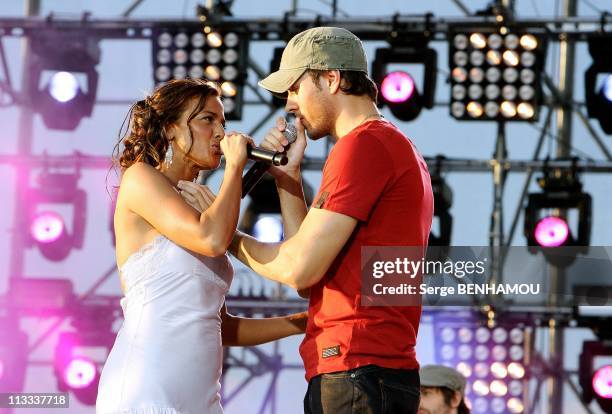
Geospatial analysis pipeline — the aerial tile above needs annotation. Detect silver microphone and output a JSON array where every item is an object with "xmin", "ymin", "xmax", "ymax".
[{"xmin": 241, "ymin": 123, "xmax": 298, "ymax": 199}]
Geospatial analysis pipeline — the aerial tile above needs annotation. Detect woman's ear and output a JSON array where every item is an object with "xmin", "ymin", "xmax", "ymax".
[{"xmin": 163, "ymin": 123, "xmax": 176, "ymax": 141}]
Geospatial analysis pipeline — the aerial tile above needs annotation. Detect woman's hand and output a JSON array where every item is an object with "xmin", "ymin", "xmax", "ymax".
[
  {"xmin": 221, "ymin": 132, "xmax": 255, "ymax": 171},
  {"xmin": 177, "ymin": 181, "xmax": 216, "ymax": 213}
]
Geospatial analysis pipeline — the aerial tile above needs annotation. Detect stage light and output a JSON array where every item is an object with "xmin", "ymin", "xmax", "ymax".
[
  {"xmin": 221, "ymin": 81, "xmax": 238, "ymax": 97},
  {"xmin": 519, "ymin": 34, "xmax": 538, "ymax": 51},
  {"xmin": 486, "ymin": 50, "xmax": 502, "ymax": 65},
  {"xmin": 492, "ymin": 345, "xmax": 507, "ymax": 361},
  {"xmin": 580, "ymin": 341, "xmax": 612, "ymax": 412},
  {"xmin": 29, "ymin": 33, "xmax": 100, "ymax": 130},
  {"xmin": 54, "ymin": 307, "xmax": 116, "ymax": 405},
  {"xmin": 372, "ymin": 41, "xmax": 437, "ymax": 122},
  {"xmin": 593, "ymin": 366, "xmax": 612, "ymax": 399},
  {"xmin": 0, "ymin": 319, "xmax": 28, "ymax": 394},
  {"xmin": 467, "ymin": 101, "xmax": 484, "ymax": 118},
  {"xmin": 55, "ymin": 333, "xmax": 101, "ymax": 405},
  {"xmin": 153, "ymin": 26, "xmax": 248, "ymax": 120},
  {"xmin": 470, "ymin": 33, "xmax": 487, "ymax": 49},
  {"xmin": 381, "ymin": 71, "xmax": 415, "ymax": 103},
  {"xmin": 507, "ymin": 362, "xmax": 525, "ymax": 379},
  {"xmin": 253, "ymin": 216, "xmax": 283, "ymax": 243},
  {"xmin": 474, "ymin": 362, "xmax": 488, "ymax": 378},
  {"xmin": 507, "ymin": 397, "xmax": 524, "ymax": 413},
  {"xmin": 49, "ymin": 72, "xmax": 80, "ymax": 103},
  {"xmin": 30, "ymin": 211, "xmax": 65, "ymax": 244},
  {"xmin": 490, "ymin": 380, "xmax": 508, "ymax": 397},
  {"xmin": 25, "ymin": 171, "xmax": 86, "ymax": 262},
  {"xmin": 534, "ymin": 216, "xmax": 569, "ymax": 247},
  {"xmin": 428, "ymin": 174, "xmax": 453, "ymax": 246},
  {"xmin": 205, "ymin": 65, "xmax": 222, "ymax": 81},
  {"xmin": 206, "ymin": 32, "xmax": 223, "ymax": 48},
  {"xmin": 517, "ymin": 102, "xmax": 535, "ymax": 119},
  {"xmin": 585, "ymin": 34, "xmax": 612, "ymax": 134},
  {"xmin": 449, "ymin": 27, "xmax": 546, "ymax": 122},
  {"xmin": 524, "ymin": 168, "xmax": 591, "ymax": 266},
  {"xmin": 473, "ymin": 398, "xmax": 488, "ymax": 413},
  {"xmin": 239, "ymin": 175, "xmax": 314, "ymax": 240},
  {"xmin": 457, "ymin": 362, "xmax": 472, "ymax": 378},
  {"xmin": 473, "ymin": 380, "xmax": 489, "ymax": 396},
  {"xmin": 64, "ymin": 357, "xmax": 97, "ymax": 389},
  {"xmin": 502, "ymin": 50, "xmax": 519, "ymax": 66},
  {"xmin": 500, "ymin": 101, "xmax": 517, "ymax": 118},
  {"xmin": 434, "ymin": 316, "xmax": 531, "ymax": 412},
  {"xmin": 491, "ymin": 362, "xmax": 507, "ymax": 379}
]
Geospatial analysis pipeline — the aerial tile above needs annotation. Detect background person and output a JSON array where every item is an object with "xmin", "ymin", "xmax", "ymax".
[{"xmin": 418, "ymin": 365, "xmax": 471, "ymax": 414}]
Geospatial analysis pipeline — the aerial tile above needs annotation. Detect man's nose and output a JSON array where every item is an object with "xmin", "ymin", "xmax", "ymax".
[{"xmin": 284, "ymin": 97, "xmax": 298, "ymax": 114}]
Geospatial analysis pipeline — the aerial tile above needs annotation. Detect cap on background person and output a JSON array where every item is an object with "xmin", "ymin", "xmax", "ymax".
[
  {"xmin": 420, "ymin": 364, "xmax": 467, "ymax": 394},
  {"xmin": 419, "ymin": 365, "xmax": 470, "ymax": 414}
]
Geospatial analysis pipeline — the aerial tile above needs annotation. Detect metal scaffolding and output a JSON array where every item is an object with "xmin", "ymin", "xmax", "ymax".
[{"xmin": 1, "ymin": 2, "xmax": 612, "ymax": 413}]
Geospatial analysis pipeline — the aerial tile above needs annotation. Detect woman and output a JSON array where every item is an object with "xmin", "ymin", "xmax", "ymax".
[{"xmin": 97, "ymin": 79, "xmax": 307, "ymax": 414}]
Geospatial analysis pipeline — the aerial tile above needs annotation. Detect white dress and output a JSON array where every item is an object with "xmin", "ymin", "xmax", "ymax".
[{"xmin": 96, "ymin": 235, "xmax": 233, "ymax": 414}]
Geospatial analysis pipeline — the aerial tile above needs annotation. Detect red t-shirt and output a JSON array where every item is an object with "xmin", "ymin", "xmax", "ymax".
[{"xmin": 299, "ymin": 119, "xmax": 433, "ymax": 381}]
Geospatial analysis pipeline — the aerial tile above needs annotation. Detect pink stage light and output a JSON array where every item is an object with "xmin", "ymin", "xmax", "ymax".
[
  {"xmin": 534, "ymin": 216, "xmax": 569, "ymax": 247},
  {"xmin": 0, "ymin": 358, "xmax": 4, "ymax": 380},
  {"xmin": 381, "ymin": 71, "xmax": 415, "ymax": 103},
  {"xmin": 49, "ymin": 72, "xmax": 79, "ymax": 103},
  {"xmin": 593, "ymin": 366, "xmax": 612, "ymax": 399},
  {"xmin": 30, "ymin": 211, "xmax": 65, "ymax": 244},
  {"xmin": 63, "ymin": 357, "xmax": 97, "ymax": 389}
]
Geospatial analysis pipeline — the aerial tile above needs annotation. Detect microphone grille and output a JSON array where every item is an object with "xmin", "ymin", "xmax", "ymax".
[{"xmin": 284, "ymin": 123, "xmax": 298, "ymax": 144}]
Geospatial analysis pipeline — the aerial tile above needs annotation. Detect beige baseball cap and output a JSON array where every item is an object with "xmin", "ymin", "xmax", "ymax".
[
  {"xmin": 258, "ymin": 27, "xmax": 368, "ymax": 96},
  {"xmin": 420, "ymin": 365, "xmax": 467, "ymax": 394}
]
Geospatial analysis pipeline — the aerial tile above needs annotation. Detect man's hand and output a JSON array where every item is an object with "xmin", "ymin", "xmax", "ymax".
[
  {"xmin": 177, "ymin": 181, "xmax": 217, "ymax": 213},
  {"xmin": 260, "ymin": 116, "xmax": 307, "ymax": 180}
]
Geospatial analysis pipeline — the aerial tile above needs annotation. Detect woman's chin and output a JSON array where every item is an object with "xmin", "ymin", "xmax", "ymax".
[
  {"xmin": 197, "ymin": 155, "xmax": 222, "ymax": 170},
  {"xmin": 210, "ymin": 156, "xmax": 222, "ymax": 170}
]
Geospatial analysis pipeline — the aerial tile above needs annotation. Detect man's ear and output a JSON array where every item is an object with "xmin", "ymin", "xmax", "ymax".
[{"xmin": 326, "ymin": 70, "xmax": 341, "ymax": 94}]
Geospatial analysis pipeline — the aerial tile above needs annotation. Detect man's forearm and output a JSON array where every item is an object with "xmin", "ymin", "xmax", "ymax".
[
  {"xmin": 276, "ymin": 172, "xmax": 307, "ymax": 238},
  {"xmin": 230, "ymin": 231, "xmax": 297, "ymax": 287}
]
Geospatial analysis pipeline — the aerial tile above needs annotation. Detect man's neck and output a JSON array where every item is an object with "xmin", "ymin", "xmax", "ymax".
[{"xmin": 330, "ymin": 96, "xmax": 381, "ymax": 141}]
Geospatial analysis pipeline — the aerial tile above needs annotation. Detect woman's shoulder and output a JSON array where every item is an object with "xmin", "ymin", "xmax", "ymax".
[
  {"xmin": 122, "ymin": 161, "xmax": 159, "ymax": 181},
  {"xmin": 120, "ymin": 162, "xmax": 167, "ymax": 191},
  {"xmin": 117, "ymin": 162, "xmax": 173, "ymax": 209}
]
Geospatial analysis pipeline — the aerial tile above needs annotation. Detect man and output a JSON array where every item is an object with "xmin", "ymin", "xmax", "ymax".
[
  {"xmin": 419, "ymin": 365, "xmax": 471, "ymax": 414},
  {"xmin": 230, "ymin": 27, "xmax": 433, "ymax": 413}
]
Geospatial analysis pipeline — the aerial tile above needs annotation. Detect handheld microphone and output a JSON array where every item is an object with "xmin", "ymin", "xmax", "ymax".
[
  {"xmin": 241, "ymin": 123, "xmax": 297, "ymax": 199},
  {"xmin": 247, "ymin": 146, "xmax": 288, "ymax": 167}
]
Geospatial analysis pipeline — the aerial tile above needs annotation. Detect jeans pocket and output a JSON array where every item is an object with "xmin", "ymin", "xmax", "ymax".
[{"xmin": 379, "ymin": 379, "xmax": 420, "ymax": 414}]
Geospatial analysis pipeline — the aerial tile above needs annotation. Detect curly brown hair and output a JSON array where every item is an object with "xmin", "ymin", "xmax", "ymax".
[{"xmin": 112, "ymin": 79, "xmax": 221, "ymax": 172}]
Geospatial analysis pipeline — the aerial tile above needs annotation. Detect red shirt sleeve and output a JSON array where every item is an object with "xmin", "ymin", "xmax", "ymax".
[{"xmin": 312, "ymin": 131, "xmax": 393, "ymax": 221}]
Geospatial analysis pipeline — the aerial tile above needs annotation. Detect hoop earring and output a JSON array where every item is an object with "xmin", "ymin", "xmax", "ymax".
[{"xmin": 164, "ymin": 144, "xmax": 173, "ymax": 168}]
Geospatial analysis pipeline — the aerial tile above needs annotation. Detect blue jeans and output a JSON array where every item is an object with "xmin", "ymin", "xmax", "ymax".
[{"xmin": 304, "ymin": 365, "xmax": 420, "ymax": 414}]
